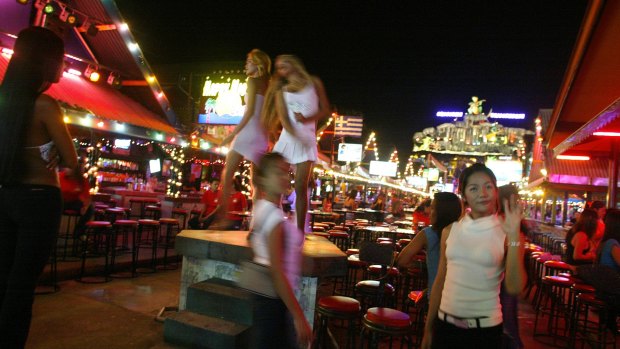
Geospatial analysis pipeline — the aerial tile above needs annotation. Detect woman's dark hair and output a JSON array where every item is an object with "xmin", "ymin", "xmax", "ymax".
[
  {"xmin": 432, "ymin": 192, "xmax": 462, "ymax": 237},
  {"xmin": 0, "ymin": 27, "xmax": 65, "ymax": 184},
  {"xmin": 255, "ymin": 152, "xmax": 286, "ymax": 190},
  {"xmin": 567, "ymin": 208, "xmax": 599, "ymax": 242},
  {"xmin": 457, "ymin": 163, "xmax": 498, "ymax": 199},
  {"xmin": 600, "ymin": 209, "xmax": 620, "ymax": 246},
  {"xmin": 347, "ymin": 189, "xmax": 357, "ymax": 199}
]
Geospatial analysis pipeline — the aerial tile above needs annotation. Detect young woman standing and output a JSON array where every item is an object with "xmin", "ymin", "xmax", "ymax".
[
  {"xmin": 212, "ymin": 49, "xmax": 271, "ymax": 225},
  {"xmin": 0, "ymin": 27, "xmax": 78, "ymax": 348},
  {"xmin": 422, "ymin": 164, "xmax": 525, "ymax": 349},
  {"xmin": 261, "ymin": 55, "xmax": 330, "ymax": 233}
]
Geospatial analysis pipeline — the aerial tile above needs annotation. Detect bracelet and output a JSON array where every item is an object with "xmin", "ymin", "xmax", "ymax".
[{"xmin": 508, "ymin": 241, "xmax": 521, "ymax": 247}]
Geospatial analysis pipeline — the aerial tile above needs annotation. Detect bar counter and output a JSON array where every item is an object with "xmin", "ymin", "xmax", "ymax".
[{"xmin": 175, "ymin": 230, "xmax": 347, "ymax": 325}]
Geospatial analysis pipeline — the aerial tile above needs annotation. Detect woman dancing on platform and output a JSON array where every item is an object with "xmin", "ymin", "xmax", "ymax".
[
  {"xmin": 0, "ymin": 27, "xmax": 78, "ymax": 348},
  {"xmin": 262, "ymin": 55, "xmax": 330, "ymax": 233},
  {"xmin": 211, "ymin": 49, "xmax": 271, "ymax": 226}
]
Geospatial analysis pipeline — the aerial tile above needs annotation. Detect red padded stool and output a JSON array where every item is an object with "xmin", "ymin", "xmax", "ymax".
[
  {"xmin": 533, "ymin": 275, "xmax": 574, "ymax": 346},
  {"xmin": 567, "ymin": 282, "xmax": 596, "ymax": 347},
  {"xmin": 77, "ymin": 221, "xmax": 113, "ymax": 283},
  {"xmin": 58, "ymin": 210, "xmax": 81, "ymax": 261},
  {"xmin": 314, "ymin": 296, "xmax": 361, "ymax": 349},
  {"xmin": 346, "ymin": 248, "xmax": 360, "ymax": 256},
  {"xmin": 403, "ymin": 290, "xmax": 427, "ymax": 348},
  {"xmin": 171, "ymin": 208, "xmax": 188, "ymax": 229},
  {"xmin": 136, "ymin": 219, "xmax": 161, "ymax": 273},
  {"xmin": 360, "ymin": 307, "xmax": 413, "ymax": 349},
  {"xmin": 144, "ymin": 205, "xmax": 162, "ymax": 220},
  {"xmin": 329, "ymin": 230, "xmax": 350, "ymax": 251},
  {"xmin": 105, "ymin": 207, "xmax": 127, "ymax": 223},
  {"xmin": 355, "ymin": 280, "xmax": 396, "ymax": 311},
  {"xmin": 312, "ymin": 231, "xmax": 330, "ymax": 239},
  {"xmin": 109, "ymin": 220, "xmax": 139, "ymax": 278},
  {"xmin": 158, "ymin": 218, "xmax": 180, "ymax": 270},
  {"xmin": 571, "ymin": 293, "xmax": 617, "ymax": 349}
]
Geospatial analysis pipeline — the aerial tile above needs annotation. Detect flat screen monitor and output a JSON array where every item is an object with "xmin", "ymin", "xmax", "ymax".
[
  {"xmin": 114, "ymin": 139, "xmax": 131, "ymax": 149},
  {"xmin": 369, "ymin": 161, "xmax": 398, "ymax": 177}
]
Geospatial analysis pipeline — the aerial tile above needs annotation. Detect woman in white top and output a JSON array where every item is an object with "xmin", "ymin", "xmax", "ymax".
[
  {"xmin": 262, "ymin": 55, "xmax": 330, "ymax": 232},
  {"xmin": 422, "ymin": 163, "xmax": 525, "ymax": 349},
  {"xmin": 212, "ymin": 49, "xmax": 270, "ymax": 226},
  {"xmin": 248, "ymin": 152, "xmax": 310, "ymax": 348}
]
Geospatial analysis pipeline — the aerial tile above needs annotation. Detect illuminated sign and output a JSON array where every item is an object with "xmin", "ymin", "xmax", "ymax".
[
  {"xmin": 369, "ymin": 161, "xmax": 398, "ymax": 177},
  {"xmin": 198, "ymin": 77, "xmax": 247, "ymax": 125},
  {"xmin": 485, "ymin": 160, "xmax": 523, "ymax": 185},
  {"xmin": 488, "ymin": 112, "xmax": 525, "ymax": 120},
  {"xmin": 436, "ymin": 111, "xmax": 464, "ymax": 118},
  {"xmin": 337, "ymin": 143, "xmax": 363, "ymax": 162}
]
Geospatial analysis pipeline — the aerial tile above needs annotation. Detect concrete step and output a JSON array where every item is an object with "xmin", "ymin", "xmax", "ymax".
[
  {"xmin": 164, "ymin": 310, "xmax": 250, "ymax": 349},
  {"xmin": 186, "ymin": 278, "xmax": 254, "ymax": 326}
]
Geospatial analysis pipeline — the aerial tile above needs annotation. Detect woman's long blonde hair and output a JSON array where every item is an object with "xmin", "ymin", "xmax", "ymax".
[
  {"xmin": 248, "ymin": 49, "xmax": 271, "ymax": 78},
  {"xmin": 261, "ymin": 55, "xmax": 313, "ymax": 132}
]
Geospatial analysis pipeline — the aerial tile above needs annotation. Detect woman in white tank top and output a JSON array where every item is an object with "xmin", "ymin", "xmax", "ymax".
[
  {"xmin": 422, "ymin": 164, "xmax": 526, "ymax": 349},
  {"xmin": 262, "ymin": 55, "xmax": 331, "ymax": 233},
  {"xmin": 211, "ymin": 49, "xmax": 270, "ymax": 226}
]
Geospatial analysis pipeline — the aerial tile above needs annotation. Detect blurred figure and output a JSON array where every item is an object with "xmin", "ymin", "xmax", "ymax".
[
  {"xmin": 371, "ymin": 191, "xmax": 386, "ymax": 211},
  {"xmin": 397, "ymin": 192, "xmax": 462, "ymax": 301},
  {"xmin": 0, "ymin": 27, "xmax": 78, "ymax": 348},
  {"xmin": 344, "ymin": 189, "xmax": 358, "ymax": 210},
  {"xmin": 262, "ymin": 55, "xmax": 331, "ymax": 233},
  {"xmin": 389, "ymin": 193, "xmax": 405, "ymax": 220},
  {"xmin": 59, "ymin": 166, "xmax": 92, "ymax": 236},
  {"xmin": 590, "ymin": 200, "xmax": 607, "ymax": 244},
  {"xmin": 412, "ymin": 199, "xmax": 432, "ymax": 227},
  {"xmin": 248, "ymin": 153, "xmax": 311, "ymax": 348},
  {"xmin": 213, "ymin": 49, "xmax": 271, "ymax": 226},
  {"xmin": 595, "ymin": 209, "xmax": 620, "ymax": 332},
  {"xmin": 566, "ymin": 209, "xmax": 598, "ymax": 265}
]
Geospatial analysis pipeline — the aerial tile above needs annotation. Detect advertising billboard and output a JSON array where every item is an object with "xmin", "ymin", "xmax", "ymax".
[
  {"xmin": 337, "ymin": 143, "xmax": 363, "ymax": 162},
  {"xmin": 485, "ymin": 160, "xmax": 523, "ymax": 185},
  {"xmin": 197, "ymin": 77, "xmax": 247, "ymax": 125},
  {"xmin": 369, "ymin": 161, "xmax": 398, "ymax": 177}
]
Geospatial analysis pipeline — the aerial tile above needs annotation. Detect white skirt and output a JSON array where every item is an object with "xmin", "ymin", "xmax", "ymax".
[{"xmin": 273, "ymin": 131, "xmax": 317, "ymax": 164}]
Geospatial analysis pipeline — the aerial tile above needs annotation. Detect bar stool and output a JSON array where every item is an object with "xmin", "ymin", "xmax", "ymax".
[
  {"xmin": 403, "ymin": 290, "xmax": 427, "ymax": 348},
  {"xmin": 571, "ymin": 293, "xmax": 617, "ymax": 349},
  {"xmin": 105, "ymin": 207, "xmax": 127, "ymax": 223},
  {"xmin": 58, "ymin": 209, "xmax": 81, "ymax": 261},
  {"xmin": 533, "ymin": 275, "xmax": 574, "ymax": 346},
  {"xmin": 145, "ymin": 205, "xmax": 162, "ymax": 220},
  {"xmin": 136, "ymin": 219, "xmax": 161, "ymax": 273},
  {"xmin": 567, "ymin": 282, "xmax": 596, "ymax": 348},
  {"xmin": 158, "ymin": 218, "xmax": 180, "ymax": 270},
  {"xmin": 171, "ymin": 208, "xmax": 188, "ymax": 229},
  {"xmin": 360, "ymin": 307, "xmax": 413, "ymax": 349},
  {"xmin": 329, "ymin": 230, "xmax": 350, "ymax": 251},
  {"xmin": 77, "ymin": 221, "xmax": 113, "ymax": 283},
  {"xmin": 109, "ymin": 219, "xmax": 139, "ymax": 278},
  {"xmin": 313, "ymin": 296, "xmax": 361, "ymax": 349}
]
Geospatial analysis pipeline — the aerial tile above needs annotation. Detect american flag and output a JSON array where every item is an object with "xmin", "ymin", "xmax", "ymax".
[{"xmin": 334, "ymin": 115, "xmax": 363, "ymax": 137}]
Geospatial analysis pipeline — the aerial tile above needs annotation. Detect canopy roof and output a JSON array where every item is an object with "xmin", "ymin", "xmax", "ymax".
[{"xmin": 545, "ymin": 0, "xmax": 620, "ymax": 157}]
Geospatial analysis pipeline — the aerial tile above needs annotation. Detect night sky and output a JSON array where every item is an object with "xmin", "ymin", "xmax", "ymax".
[{"xmin": 115, "ymin": 0, "xmax": 587, "ymax": 162}]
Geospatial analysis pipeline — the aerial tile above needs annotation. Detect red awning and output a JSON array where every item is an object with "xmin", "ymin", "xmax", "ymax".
[{"xmin": 0, "ymin": 53, "xmax": 177, "ymax": 135}]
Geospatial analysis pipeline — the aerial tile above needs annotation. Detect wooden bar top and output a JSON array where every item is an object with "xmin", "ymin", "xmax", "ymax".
[{"xmin": 176, "ymin": 230, "xmax": 347, "ymax": 278}]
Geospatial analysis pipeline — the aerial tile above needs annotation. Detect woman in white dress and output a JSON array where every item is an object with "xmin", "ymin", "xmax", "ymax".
[
  {"xmin": 261, "ymin": 55, "xmax": 330, "ymax": 232},
  {"xmin": 212, "ymin": 49, "xmax": 270, "ymax": 224}
]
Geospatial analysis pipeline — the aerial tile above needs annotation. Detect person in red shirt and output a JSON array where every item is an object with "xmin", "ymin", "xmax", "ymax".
[
  {"xmin": 412, "ymin": 198, "xmax": 432, "ymax": 228},
  {"xmin": 190, "ymin": 177, "xmax": 248, "ymax": 230},
  {"xmin": 221, "ymin": 176, "xmax": 248, "ymax": 229},
  {"xmin": 189, "ymin": 178, "xmax": 220, "ymax": 229}
]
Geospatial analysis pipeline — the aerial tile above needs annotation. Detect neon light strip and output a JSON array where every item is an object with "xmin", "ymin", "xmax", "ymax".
[
  {"xmin": 593, "ymin": 132, "xmax": 620, "ymax": 137},
  {"xmin": 436, "ymin": 111, "xmax": 463, "ymax": 117},
  {"xmin": 488, "ymin": 112, "xmax": 525, "ymax": 119},
  {"xmin": 557, "ymin": 155, "xmax": 590, "ymax": 161}
]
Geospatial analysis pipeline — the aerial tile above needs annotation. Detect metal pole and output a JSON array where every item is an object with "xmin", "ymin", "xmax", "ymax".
[{"xmin": 608, "ymin": 140, "xmax": 619, "ymax": 208}]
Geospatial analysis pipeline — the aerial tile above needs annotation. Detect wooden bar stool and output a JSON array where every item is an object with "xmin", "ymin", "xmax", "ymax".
[
  {"xmin": 171, "ymin": 208, "xmax": 188, "ymax": 229},
  {"xmin": 158, "ymin": 218, "xmax": 180, "ymax": 270},
  {"xmin": 109, "ymin": 219, "xmax": 139, "ymax": 278},
  {"xmin": 533, "ymin": 275, "xmax": 574, "ymax": 346},
  {"xmin": 77, "ymin": 221, "xmax": 113, "ymax": 283}
]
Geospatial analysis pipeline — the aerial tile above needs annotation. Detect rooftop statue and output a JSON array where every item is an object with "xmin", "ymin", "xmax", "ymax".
[{"xmin": 467, "ymin": 96, "xmax": 486, "ymax": 115}]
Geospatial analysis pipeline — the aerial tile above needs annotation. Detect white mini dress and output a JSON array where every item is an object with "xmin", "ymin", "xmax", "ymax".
[
  {"xmin": 230, "ymin": 94, "xmax": 268, "ymax": 165},
  {"xmin": 273, "ymin": 83, "xmax": 319, "ymax": 164}
]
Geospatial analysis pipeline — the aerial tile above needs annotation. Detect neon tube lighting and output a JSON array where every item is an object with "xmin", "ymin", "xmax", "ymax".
[
  {"xmin": 593, "ymin": 132, "xmax": 620, "ymax": 137},
  {"xmin": 436, "ymin": 111, "xmax": 463, "ymax": 117},
  {"xmin": 557, "ymin": 155, "xmax": 590, "ymax": 161},
  {"xmin": 488, "ymin": 112, "xmax": 526, "ymax": 119}
]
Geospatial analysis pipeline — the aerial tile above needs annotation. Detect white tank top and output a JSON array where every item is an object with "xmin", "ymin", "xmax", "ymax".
[{"xmin": 440, "ymin": 214, "xmax": 505, "ymax": 322}]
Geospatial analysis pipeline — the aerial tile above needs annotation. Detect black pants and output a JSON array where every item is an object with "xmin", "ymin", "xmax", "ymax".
[
  {"xmin": 250, "ymin": 295, "xmax": 299, "ymax": 349},
  {"xmin": 432, "ymin": 318, "xmax": 503, "ymax": 349},
  {"xmin": 0, "ymin": 185, "xmax": 61, "ymax": 349}
]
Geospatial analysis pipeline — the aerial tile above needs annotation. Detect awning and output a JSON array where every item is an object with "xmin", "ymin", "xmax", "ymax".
[{"xmin": 1, "ymin": 48, "xmax": 177, "ymax": 137}]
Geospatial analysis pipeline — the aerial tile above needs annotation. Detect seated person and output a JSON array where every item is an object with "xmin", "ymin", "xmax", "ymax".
[
  {"xmin": 190, "ymin": 176, "xmax": 248, "ymax": 230},
  {"xmin": 566, "ymin": 208, "xmax": 598, "ymax": 265},
  {"xmin": 412, "ymin": 199, "xmax": 431, "ymax": 227}
]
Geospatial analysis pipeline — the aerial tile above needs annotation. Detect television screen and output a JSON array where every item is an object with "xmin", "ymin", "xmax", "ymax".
[
  {"xmin": 369, "ymin": 161, "xmax": 398, "ymax": 177},
  {"xmin": 337, "ymin": 143, "xmax": 363, "ymax": 162},
  {"xmin": 149, "ymin": 159, "xmax": 161, "ymax": 173},
  {"xmin": 114, "ymin": 139, "xmax": 131, "ymax": 149}
]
